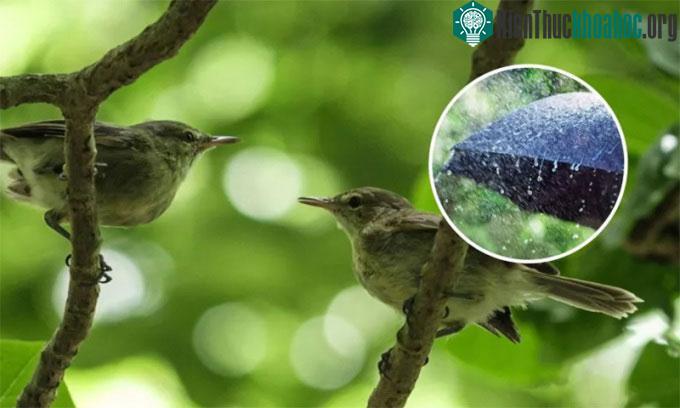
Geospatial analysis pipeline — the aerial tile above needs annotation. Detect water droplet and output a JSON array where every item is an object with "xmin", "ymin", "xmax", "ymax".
[
  {"xmin": 572, "ymin": 234, "xmax": 579, "ymax": 239},
  {"xmin": 502, "ymin": 245, "xmax": 507, "ymax": 251},
  {"xmin": 527, "ymin": 190, "xmax": 533, "ymax": 196},
  {"xmin": 446, "ymin": 170, "xmax": 452, "ymax": 176},
  {"xmin": 569, "ymin": 174, "xmax": 574, "ymax": 179},
  {"xmin": 552, "ymin": 161, "xmax": 558, "ymax": 173}
]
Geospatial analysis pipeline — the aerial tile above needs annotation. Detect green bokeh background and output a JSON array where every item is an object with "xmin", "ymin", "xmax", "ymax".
[{"xmin": 0, "ymin": 1, "xmax": 678, "ymax": 407}]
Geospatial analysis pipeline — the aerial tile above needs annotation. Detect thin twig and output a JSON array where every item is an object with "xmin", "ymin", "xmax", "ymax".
[
  {"xmin": 367, "ymin": 221, "xmax": 467, "ymax": 408},
  {"xmin": 0, "ymin": 1, "xmax": 217, "ymax": 406},
  {"xmin": 367, "ymin": 1, "xmax": 534, "ymax": 406}
]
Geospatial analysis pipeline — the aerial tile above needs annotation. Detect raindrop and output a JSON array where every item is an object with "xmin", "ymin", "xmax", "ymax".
[
  {"xmin": 527, "ymin": 189, "xmax": 533, "ymax": 196},
  {"xmin": 446, "ymin": 170, "xmax": 453, "ymax": 176},
  {"xmin": 495, "ymin": 167, "xmax": 500, "ymax": 175},
  {"xmin": 572, "ymin": 234, "xmax": 579, "ymax": 239},
  {"xmin": 515, "ymin": 158, "xmax": 521, "ymax": 168},
  {"xmin": 502, "ymin": 245, "xmax": 507, "ymax": 250},
  {"xmin": 552, "ymin": 160, "xmax": 558, "ymax": 172},
  {"xmin": 569, "ymin": 174, "xmax": 574, "ymax": 179},
  {"xmin": 533, "ymin": 157, "xmax": 538, "ymax": 167},
  {"xmin": 499, "ymin": 188, "xmax": 504, "ymax": 194},
  {"xmin": 537, "ymin": 176, "xmax": 543, "ymax": 182},
  {"xmin": 578, "ymin": 207, "xmax": 584, "ymax": 213}
]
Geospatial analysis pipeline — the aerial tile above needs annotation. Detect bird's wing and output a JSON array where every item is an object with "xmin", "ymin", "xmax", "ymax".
[
  {"xmin": 1, "ymin": 120, "xmax": 133, "ymax": 149},
  {"xmin": 379, "ymin": 210, "xmax": 441, "ymax": 233}
]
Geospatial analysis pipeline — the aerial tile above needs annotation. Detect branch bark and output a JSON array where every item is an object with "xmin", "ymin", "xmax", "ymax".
[
  {"xmin": 1, "ymin": 1, "xmax": 217, "ymax": 406},
  {"xmin": 469, "ymin": 0, "xmax": 534, "ymax": 81},
  {"xmin": 367, "ymin": 221, "xmax": 467, "ymax": 408},
  {"xmin": 368, "ymin": 1, "xmax": 534, "ymax": 407}
]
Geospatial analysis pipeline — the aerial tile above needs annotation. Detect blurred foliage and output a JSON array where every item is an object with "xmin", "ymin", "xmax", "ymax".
[{"xmin": 0, "ymin": 1, "xmax": 678, "ymax": 407}]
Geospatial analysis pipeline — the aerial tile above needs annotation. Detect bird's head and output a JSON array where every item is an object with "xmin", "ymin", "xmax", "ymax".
[
  {"xmin": 298, "ymin": 187, "xmax": 413, "ymax": 236},
  {"xmin": 134, "ymin": 120, "xmax": 239, "ymax": 161}
]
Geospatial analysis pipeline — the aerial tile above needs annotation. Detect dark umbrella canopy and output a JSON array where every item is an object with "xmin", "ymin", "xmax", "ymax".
[{"xmin": 440, "ymin": 92, "xmax": 624, "ymax": 229}]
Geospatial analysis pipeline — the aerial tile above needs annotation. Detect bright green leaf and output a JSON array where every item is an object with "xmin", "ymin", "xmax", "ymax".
[{"xmin": 0, "ymin": 339, "xmax": 75, "ymax": 408}]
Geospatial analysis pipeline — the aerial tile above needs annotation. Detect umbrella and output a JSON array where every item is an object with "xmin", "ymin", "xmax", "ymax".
[{"xmin": 440, "ymin": 92, "xmax": 624, "ymax": 229}]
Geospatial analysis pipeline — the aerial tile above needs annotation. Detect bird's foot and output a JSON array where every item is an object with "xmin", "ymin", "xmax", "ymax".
[
  {"xmin": 65, "ymin": 254, "xmax": 113, "ymax": 284},
  {"xmin": 402, "ymin": 296, "xmax": 415, "ymax": 315},
  {"xmin": 94, "ymin": 162, "xmax": 107, "ymax": 177},
  {"xmin": 378, "ymin": 348, "xmax": 393, "ymax": 378}
]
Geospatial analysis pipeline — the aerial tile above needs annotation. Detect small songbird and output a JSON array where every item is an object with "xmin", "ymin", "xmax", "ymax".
[
  {"xmin": 1, "ymin": 120, "xmax": 238, "ymax": 278},
  {"xmin": 299, "ymin": 187, "xmax": 641, "ymax": 342}
]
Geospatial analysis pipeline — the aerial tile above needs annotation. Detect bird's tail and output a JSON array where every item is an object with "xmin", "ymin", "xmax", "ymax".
[{"xmin": 529, "ymin": 272, "xmax": 642, "ymax": 319}]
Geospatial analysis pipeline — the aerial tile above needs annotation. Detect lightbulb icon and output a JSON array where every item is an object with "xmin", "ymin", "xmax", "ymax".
[{"xmin": 460, "ymin": 8, "xmax": 486, "ymax": 47}]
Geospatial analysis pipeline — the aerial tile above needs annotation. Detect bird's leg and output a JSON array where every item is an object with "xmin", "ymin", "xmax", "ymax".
[
  {"xmin": 47, "ymin": 209, "xmax": 113, "ymax": 284},
  {"xmin": 44, "ymin": 209, "xmax": 70, "ymax": 240}
]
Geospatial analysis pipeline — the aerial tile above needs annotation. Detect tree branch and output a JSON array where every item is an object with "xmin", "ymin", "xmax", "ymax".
[
  {"xmin": 367, "ymin": 1, "xmax": 534, "ymax": 406},
  {"xmin": 78, "ymin": 0, "xmax": 216, "ymax": 103},
  {"xmin": 469, "ymin": 0, "xmax": 534, "ymax": 81},
  {"xmin": 5, "ymin": 1, "xmax": 216, "ymax": 406},
  {"xmin": 368, "ymin": 221, "xmax": 467, "ymax": 408},
  {"xmin": 0, "ymin": 74, "xmax": 70, "ymax": 109}
]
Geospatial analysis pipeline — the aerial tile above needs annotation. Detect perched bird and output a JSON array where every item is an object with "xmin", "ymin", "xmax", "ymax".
[
  {"xmin": 1, "ymin": 120, "xmax": 238, "ymax": 280},
  {"xmin": 299, "ymin": 187, "xmax": 641, "ymax": 342}
]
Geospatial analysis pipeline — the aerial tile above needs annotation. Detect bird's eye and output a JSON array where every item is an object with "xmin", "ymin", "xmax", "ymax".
[
  {"xmin": 348, "ymin": 196, "xmax": 362, "ymax": 209},
  {"xmin": 183, "ymin": 131, "xmax": 196, "ymax": 142}
]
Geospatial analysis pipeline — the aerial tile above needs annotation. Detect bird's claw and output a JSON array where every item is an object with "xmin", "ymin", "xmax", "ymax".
[
  {"xmin": 94, "ymin": 162, "xmax": 107, "ymax": 177},
  {"xmin": 64, "ymin": 254, "xmax": 113, "ymax": 284},
  {"xmin": 402, "ymin": 296, "xmax": 415, "ymax": 316},
  {"xmin": 98, "ymin": 255, "xmax": 113, "ymax": 283},
  {"xmin": 378, "ymin": 349, "xmax": 392, "ymax": 377}
]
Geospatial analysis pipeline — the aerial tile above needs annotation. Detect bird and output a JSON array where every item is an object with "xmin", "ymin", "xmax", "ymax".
[
  {"xmin": 1, "ymin": 120, "xmax": 238, "ymax": 281},
  {"xmin": 299, "ymin": 187, "xmax": 642, "ymax": 342}
]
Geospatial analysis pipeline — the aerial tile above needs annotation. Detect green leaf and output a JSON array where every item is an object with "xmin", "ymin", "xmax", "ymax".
[{"xmin": 0, "ymin": 339, "xmax": 75, "ymax": 408}]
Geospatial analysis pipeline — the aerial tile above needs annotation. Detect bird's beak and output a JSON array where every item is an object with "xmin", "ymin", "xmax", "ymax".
[
  {"xmin": 298, "ymin": 196, "xmax": 335, "ymax": 210},
  {"xmin": 200, "ymin": 136, "xmax": 240, "ymax": 151}
]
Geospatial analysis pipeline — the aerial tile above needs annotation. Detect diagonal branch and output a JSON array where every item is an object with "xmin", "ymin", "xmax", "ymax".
[
  {"xmin": 78, "ymin": 0, "xmax": 216, "ymax": 103},
  {"xmin": 470, "ymin": 0, "xmax": 534, "ymax": 81},
  {"xmin": 367, "ymin": 221, "xmax": 467, "ymax": 408},
  {"xmin": 3, "ymin": 1, "xmax": 217, "ymax": 407},
  {"xmin": 367, "ymin": 1, "xmax": 534, "ymax": 407}
]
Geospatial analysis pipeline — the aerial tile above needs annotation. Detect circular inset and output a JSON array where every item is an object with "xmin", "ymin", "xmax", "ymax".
[{"xmin": 429, "ymin": 64, "xmax": 627, "ymax": 263}]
